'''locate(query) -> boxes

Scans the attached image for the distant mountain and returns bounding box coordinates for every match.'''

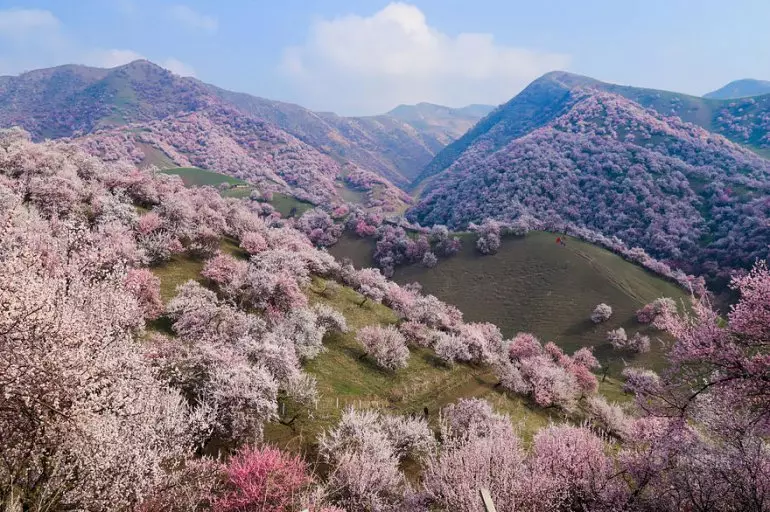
[408,87,770,282]
[414,71,770,186]
[705,79,770,99]
[205,89,489,186]
[0,60,489,196]
[385,102,494,143]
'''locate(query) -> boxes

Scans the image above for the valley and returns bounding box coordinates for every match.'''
[2,35,769,509]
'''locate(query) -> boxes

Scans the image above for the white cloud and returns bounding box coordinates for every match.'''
[162,57,196,77]
[0,8,59,40]
[280,2,570,115]
[84,49,145,68]
[168,4,218,33]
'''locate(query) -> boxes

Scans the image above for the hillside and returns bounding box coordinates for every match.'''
[330,230,687,375]
[705,78,770,99]
[416,71,770,185]
[0,60,212,139]
[0,60,489,190]
[208,86,487,186]
[408,90,770,282]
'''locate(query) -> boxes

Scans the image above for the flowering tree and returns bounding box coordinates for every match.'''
[319,408,409,510]
[606,327,628,348]
[214,445,311,512]
[473,218,502,255]
[241,230,268,255]
[295,208,343,247]
[591,303,613,323]
[636,297,677,327]
[356,325,410,371]
[124,267,164,320]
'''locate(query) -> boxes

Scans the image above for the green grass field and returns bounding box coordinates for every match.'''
[161,167,251,187]
[269,193,314,218]
[330,231,689,375]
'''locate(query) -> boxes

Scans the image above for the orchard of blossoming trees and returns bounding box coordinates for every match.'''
[409,90,770,283]
[2,127,769,511]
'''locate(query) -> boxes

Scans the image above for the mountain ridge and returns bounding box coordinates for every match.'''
[0,60,489,188]
[408,88,770,283]
[414,71,770,187]
[705,78,770,99]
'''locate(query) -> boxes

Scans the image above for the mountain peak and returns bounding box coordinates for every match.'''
[704,78,770,100]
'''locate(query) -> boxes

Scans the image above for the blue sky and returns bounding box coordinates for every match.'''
[0,0,768,115]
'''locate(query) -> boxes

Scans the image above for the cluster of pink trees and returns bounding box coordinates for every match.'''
[470,218,502,255]
[78,104,343,205]
[0,129,208,510]
[714,95,770,148]
[607,328,651,353]
[428,224,462,257]
[313,262,770,510]
[343,167,412,212]
[294,207,343,247]
[0,129,350,509]
[498,334,600,410]
[636,297,677,326]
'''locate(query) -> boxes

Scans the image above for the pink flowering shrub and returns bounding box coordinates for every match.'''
[214,445,311,512]
[500,333,599,409]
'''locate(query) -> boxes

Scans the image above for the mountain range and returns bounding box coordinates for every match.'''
[0,60,491,206]
[2,60,770,281]
[415,71,770,187]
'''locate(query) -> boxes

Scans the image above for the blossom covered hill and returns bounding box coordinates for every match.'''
[0,60,489,189]
[408,90,770,282]
[417,71,770,185]
[3,127,770,511]
[72,105,343,206]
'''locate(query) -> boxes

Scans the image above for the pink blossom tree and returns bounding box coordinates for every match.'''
[591,303,613,323]
[356,325,410,371]
[214,445,311,512]
[124,267,164,320]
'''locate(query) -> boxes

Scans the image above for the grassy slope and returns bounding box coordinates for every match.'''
[148,248,628,456]
[330,231,689,376]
